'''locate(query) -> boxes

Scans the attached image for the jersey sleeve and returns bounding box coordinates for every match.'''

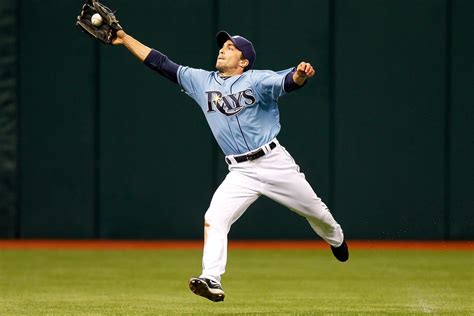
[177,66,211,97]
[252,68,295,101]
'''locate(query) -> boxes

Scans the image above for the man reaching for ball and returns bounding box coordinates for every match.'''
[77,1,349,303]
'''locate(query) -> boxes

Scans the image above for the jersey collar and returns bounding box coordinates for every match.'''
[214,71,247,86]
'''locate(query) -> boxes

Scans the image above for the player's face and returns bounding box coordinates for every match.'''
[216,40,247,74]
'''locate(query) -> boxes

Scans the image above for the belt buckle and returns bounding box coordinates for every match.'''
[246,150,261,161]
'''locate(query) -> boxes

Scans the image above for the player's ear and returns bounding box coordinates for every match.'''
[239,59,249,69]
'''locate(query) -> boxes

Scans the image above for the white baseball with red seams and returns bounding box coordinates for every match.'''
[91,13,103,26]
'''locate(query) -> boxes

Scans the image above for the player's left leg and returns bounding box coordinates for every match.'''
[259,144,346,254]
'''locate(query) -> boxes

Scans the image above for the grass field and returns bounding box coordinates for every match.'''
[0,245,472,315]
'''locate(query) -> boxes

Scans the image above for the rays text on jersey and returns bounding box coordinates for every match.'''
[206,89,256,116]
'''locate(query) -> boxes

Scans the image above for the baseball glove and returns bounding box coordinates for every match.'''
[76,0,122,44]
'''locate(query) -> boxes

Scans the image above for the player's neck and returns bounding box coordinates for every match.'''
[218,68,244,78]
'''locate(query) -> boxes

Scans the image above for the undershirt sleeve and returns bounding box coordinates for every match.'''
[283,69,306,93]
[143,49,180,84]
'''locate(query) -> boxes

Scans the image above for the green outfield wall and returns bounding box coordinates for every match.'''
[6,0,473,239]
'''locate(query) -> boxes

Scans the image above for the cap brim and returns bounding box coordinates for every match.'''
[216,31,233,48]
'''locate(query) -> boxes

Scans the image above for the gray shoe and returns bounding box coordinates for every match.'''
[189,277,225,302]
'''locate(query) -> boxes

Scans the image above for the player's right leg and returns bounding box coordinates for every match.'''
[189,167,260,302]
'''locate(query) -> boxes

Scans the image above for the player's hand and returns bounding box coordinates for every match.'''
[296,62,316,78]
[112,30,126,45]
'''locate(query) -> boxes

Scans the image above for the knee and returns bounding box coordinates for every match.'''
[204,209,231,234]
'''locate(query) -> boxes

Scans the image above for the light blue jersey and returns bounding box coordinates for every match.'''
[177,66,294,156]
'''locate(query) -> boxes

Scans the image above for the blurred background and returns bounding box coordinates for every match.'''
[0,0,472,240]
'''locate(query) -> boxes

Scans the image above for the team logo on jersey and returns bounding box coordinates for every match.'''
[205,89,256,116]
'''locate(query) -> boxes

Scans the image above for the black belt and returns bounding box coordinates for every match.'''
[226,141,277,164]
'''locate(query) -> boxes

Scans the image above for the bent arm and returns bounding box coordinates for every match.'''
[283,62,316,93]
[292,62,316,85]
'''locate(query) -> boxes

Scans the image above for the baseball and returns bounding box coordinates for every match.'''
[91,13,103,26]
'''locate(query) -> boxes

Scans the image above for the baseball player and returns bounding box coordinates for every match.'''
[76,1,348,303]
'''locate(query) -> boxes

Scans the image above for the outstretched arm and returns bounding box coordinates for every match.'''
[112,30,151,61]
[113,30,179,83]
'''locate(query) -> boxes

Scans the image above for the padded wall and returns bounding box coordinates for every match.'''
[14,0,473,239]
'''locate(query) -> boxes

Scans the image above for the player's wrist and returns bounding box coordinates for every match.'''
[292,71,307,86]
[116,30,126,39]
[112,30,128,46]
[296,72,307,79]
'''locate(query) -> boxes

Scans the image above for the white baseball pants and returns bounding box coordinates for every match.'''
[200,139,344,283]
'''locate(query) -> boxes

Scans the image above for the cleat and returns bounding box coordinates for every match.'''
[189,277,225,302]
[331,240,349,262]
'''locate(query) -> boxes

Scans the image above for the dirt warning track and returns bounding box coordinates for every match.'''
[0,240,472,250]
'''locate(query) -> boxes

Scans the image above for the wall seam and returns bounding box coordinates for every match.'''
[93,42,101,238]
[15,0,22,238]
[328,0,336,211]
[443,0,453,240]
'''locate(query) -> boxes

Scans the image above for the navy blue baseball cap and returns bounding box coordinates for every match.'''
[216,31,256,71]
